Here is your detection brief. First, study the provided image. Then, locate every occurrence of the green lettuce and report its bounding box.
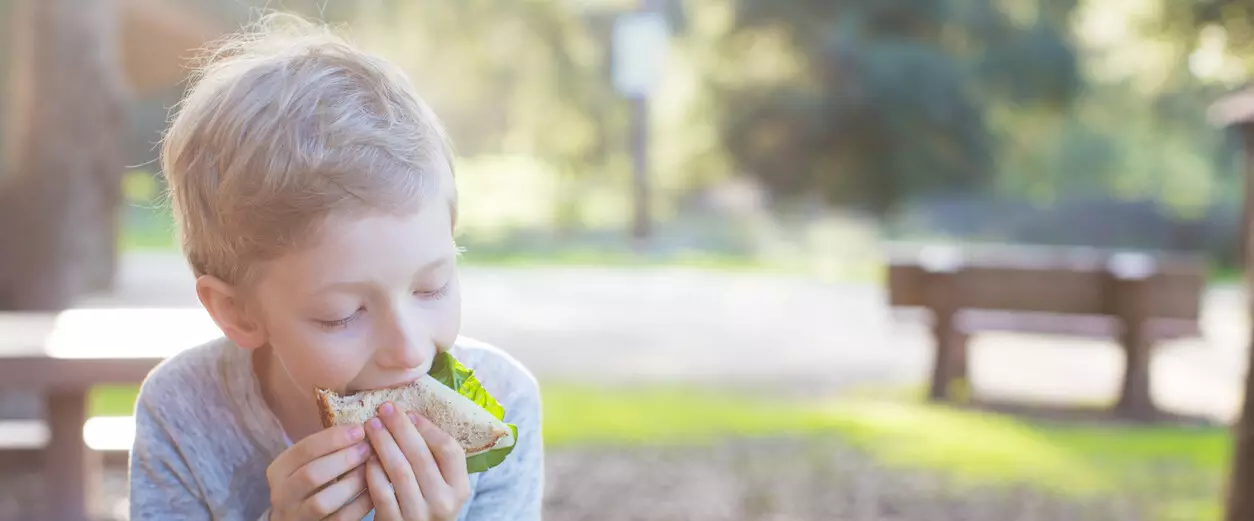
[427,351,518,473]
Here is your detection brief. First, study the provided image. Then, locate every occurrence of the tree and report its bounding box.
[1155,4,1254,518]
[709,0,1081,215]
[0,0,130,310]
[351,0,631,232]
[1216,119,1254,521]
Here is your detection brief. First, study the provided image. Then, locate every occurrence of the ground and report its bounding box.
[86,252,1250,423]
[4,252,1246,520]
[0,439,1193,521]
[3,388,1229,520]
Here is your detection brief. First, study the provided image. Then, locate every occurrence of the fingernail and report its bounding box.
[357,442,371,457]
[407,412,419,424]
[349,426,364,440]
[368,417,383,430]
[380,402,395,416]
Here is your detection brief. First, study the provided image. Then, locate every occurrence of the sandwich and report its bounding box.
[315,351,518,473]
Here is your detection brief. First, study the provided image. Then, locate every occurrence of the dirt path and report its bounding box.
[75,253,1252,423]
[5,253,1240,519]
[3,438,1171,521]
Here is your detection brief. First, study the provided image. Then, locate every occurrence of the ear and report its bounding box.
[196,275,268,349]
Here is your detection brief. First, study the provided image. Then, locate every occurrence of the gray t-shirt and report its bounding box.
[127,335,544,521]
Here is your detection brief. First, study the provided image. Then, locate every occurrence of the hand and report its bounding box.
[266,423,375,521]
[364,401,472,521]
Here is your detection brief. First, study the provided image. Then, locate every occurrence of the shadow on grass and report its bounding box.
[89,381,1233,520]
[963,397,1223,429]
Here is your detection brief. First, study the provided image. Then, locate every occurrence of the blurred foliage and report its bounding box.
[346,0,639,233]
[686,0,1247,265]
[0,0,1247,262]
[1162,0,1254,73]
[711,0,1082,215]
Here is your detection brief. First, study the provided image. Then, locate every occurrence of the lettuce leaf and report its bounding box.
[427,351,517,473]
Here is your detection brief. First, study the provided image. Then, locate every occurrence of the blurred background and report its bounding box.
[3,0,1254,519]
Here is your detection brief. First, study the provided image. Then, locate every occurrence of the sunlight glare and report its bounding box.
[44,308,221,359]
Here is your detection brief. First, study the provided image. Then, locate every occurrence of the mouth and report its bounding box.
[345,373,427,395]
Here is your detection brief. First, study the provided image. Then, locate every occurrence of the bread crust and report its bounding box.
[314,379,511,455]
[315,387,338,430]
[315,381,415,430]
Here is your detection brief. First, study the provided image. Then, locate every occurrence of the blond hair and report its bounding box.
[161,13,456,285]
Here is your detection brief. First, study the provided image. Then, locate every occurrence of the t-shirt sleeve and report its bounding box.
[125,341,280,520]
[463,375,544,521]
[127,384,215,520]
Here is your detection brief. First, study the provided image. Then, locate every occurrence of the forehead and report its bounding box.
[260,204,456,288]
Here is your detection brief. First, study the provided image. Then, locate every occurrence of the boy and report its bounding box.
[127,14,543,521]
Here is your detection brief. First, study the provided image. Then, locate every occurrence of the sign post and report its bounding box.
[611,4,669,250]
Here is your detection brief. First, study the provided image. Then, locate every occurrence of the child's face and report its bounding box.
[248,204,461,398]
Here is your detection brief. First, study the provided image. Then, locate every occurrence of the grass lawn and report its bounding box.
[91,383,1232,520]
[118,212,773,269]
[119,217,1241,287]
[117,220,868,279]
[116,167,1240,285]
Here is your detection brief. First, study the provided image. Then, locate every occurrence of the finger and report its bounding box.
[411,412,469,502]
[269,424,366,482]
[381,404,446,501]
[366,457,402,521]
[366,413,428,519]
[282,439,373,504]
[324,478,375,521]
[297,465,367,519]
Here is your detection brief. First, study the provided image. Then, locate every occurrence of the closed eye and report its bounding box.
[414,282,451,300]
[317,307,364,330]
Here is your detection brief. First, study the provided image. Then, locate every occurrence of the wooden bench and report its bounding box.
[0,307,220,521]
[885,243,1208,420]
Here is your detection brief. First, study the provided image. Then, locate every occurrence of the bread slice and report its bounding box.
[315,375,514,456]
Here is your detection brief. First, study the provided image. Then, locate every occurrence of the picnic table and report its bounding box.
[0,307,220,521]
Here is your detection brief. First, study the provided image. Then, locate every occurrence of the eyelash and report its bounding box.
[318,308,363,330]
[415,282,451,300]
[315,284,451,330]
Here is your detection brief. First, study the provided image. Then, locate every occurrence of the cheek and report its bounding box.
[268,322,372,391]
[431,286,463,351]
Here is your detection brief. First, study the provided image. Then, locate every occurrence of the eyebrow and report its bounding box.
[411,255,453,280]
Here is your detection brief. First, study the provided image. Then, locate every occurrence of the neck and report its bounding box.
[253,345,322,442]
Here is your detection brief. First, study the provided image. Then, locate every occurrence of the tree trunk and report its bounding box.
[1225,125,1254,521]
[0,0,129,310]
[1229,339,1254,520]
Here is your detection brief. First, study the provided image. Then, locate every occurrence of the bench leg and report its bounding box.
[1116,336,1158,421]
[929,327,966,402]
[44,389,100,521]
[952,331,969,383]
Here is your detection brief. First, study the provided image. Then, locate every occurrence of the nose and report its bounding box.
[376,307,433,371]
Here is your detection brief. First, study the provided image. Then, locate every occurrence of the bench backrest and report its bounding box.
[886,244,1207,321]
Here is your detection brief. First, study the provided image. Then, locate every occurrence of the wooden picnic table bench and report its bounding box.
[885,243,1208,420]
[0,307,220,521]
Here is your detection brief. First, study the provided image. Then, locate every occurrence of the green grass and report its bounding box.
[119,204,178,251]
[92,382,1231,519]
[546,385,1232,520]
[458,248,787,272]
[114,164,1244,286]
[118,218,1239,286]
[1211,265,1244,285]
[119,226,178,251]
[116,217,820,275]
[90,385,145,417]
[543,385,1228,490]
[117,228,791,274]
